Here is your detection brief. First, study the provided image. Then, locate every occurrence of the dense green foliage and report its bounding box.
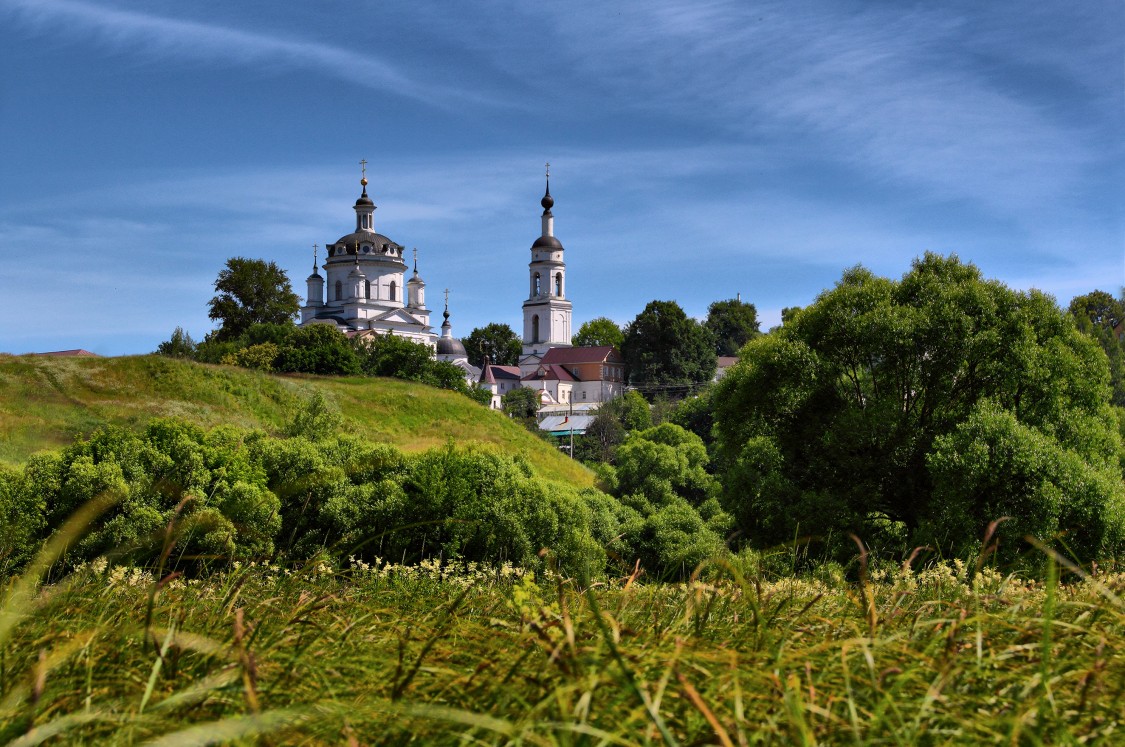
[704,297,760,356]
[206,257,300,341]
[621,300,716,397]
[154,326,196,358]
[463,323,522,368]
[1069,289,1125,406]
[572,316,624,349]
[0,410,720,580]
[714,254,1125,564]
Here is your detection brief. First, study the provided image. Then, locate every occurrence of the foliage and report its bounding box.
[621,300,716,397]
[572,391,651,464]
[668,384,716,452]
[704,298,760,356]
[154,326,196,358]
[207,257,300,342]
[1069,289,1125,406]
[284,392,342,441]
[501,386,540,420]
[572,316,624,349]
[274,324,362,376]
[463,323,522,368]
[714,253,1125,564]
[221,342,281,371]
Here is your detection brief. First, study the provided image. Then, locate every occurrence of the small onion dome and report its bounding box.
[541,188,554,211]
[348,262,365,278]
[408,270,424,286]
[355,177,374,207]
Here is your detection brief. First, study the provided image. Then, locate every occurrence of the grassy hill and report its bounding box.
[0,354,591,485]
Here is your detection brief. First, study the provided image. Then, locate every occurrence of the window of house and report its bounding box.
[532,315,539,343]
[364,280,370,299]
[335,280,342,301]
[534,272,541,296]
[555,273,562,296]
[389,281,397,301]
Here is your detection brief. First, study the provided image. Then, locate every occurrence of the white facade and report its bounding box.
[519,175,573,376]
[300,174,436,347]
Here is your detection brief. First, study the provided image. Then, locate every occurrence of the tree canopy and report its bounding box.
[573,317,624,349]
[1069,289,1125,406]
[207,258,300,341]
[463,323,522,368]
[621,300,716,397]
[704,298,760,356]
[713,253,1125,564]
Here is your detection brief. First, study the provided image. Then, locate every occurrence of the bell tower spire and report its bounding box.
[520,164,572,371]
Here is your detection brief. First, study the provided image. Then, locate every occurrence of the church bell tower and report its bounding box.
[521,165,572,367]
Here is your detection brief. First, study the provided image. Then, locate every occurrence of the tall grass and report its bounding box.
[1,551,1121,744]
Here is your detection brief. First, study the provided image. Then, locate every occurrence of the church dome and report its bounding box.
[531,235,563,250]
[332,231,403,256]
[436,336,467,357]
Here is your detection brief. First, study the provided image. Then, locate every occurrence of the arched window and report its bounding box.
[364,280,370,299]
[334,280,342,301]
[534,272,541,296]
[389,281,397,301]
[554,273,562,296]
[532,314,539,343]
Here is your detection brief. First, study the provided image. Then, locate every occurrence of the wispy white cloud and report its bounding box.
[0,0,501,108]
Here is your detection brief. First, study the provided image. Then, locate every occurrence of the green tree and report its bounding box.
[275,325,361,376]
[621,301,716,397]
[1069,290,1125,406]
[704,298,760,356]
[463,323,522,368]
[502,387,540,420]
[155,326,196,358]
[713,253,1125,564]
[207,258,300,342]
[572,317,624,349]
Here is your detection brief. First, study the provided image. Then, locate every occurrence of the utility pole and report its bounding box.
[568,399,574,459]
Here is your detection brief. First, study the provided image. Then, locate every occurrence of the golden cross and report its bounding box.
[359,159,367,180]
[444,287,450,306]
[313,243,319,269]
[545,161,550,178]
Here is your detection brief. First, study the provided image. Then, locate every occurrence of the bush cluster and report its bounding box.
[167,322,489,404]
[0,408,725,580]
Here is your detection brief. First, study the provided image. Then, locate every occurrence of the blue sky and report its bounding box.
[1,0,1121,355]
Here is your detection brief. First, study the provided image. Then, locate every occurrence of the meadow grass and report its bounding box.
[1,552,1121,745]
[0,354,591,487]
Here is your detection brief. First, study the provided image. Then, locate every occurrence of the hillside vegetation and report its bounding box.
[0,354,591,486]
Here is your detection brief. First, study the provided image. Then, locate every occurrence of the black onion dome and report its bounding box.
[532,235,563,250]
[541,190,554,211]
[436,336,467,357]
[355,178,374,206]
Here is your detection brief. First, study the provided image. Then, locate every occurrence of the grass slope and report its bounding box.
[0,354,591,485]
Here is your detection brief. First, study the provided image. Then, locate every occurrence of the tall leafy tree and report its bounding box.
[572,317,624,349]
[463,323,522,368]
[713,254,1125,563]
[704,298,760,356]
[207,258,300,341]
[621,301,716,396]
[1069,289,1125,406]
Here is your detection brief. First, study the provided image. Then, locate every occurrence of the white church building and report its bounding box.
[300,166,436,347]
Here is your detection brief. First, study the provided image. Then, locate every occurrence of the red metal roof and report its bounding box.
[521,364,577,382]
[539,346,619,365]
[30,349,100,357]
